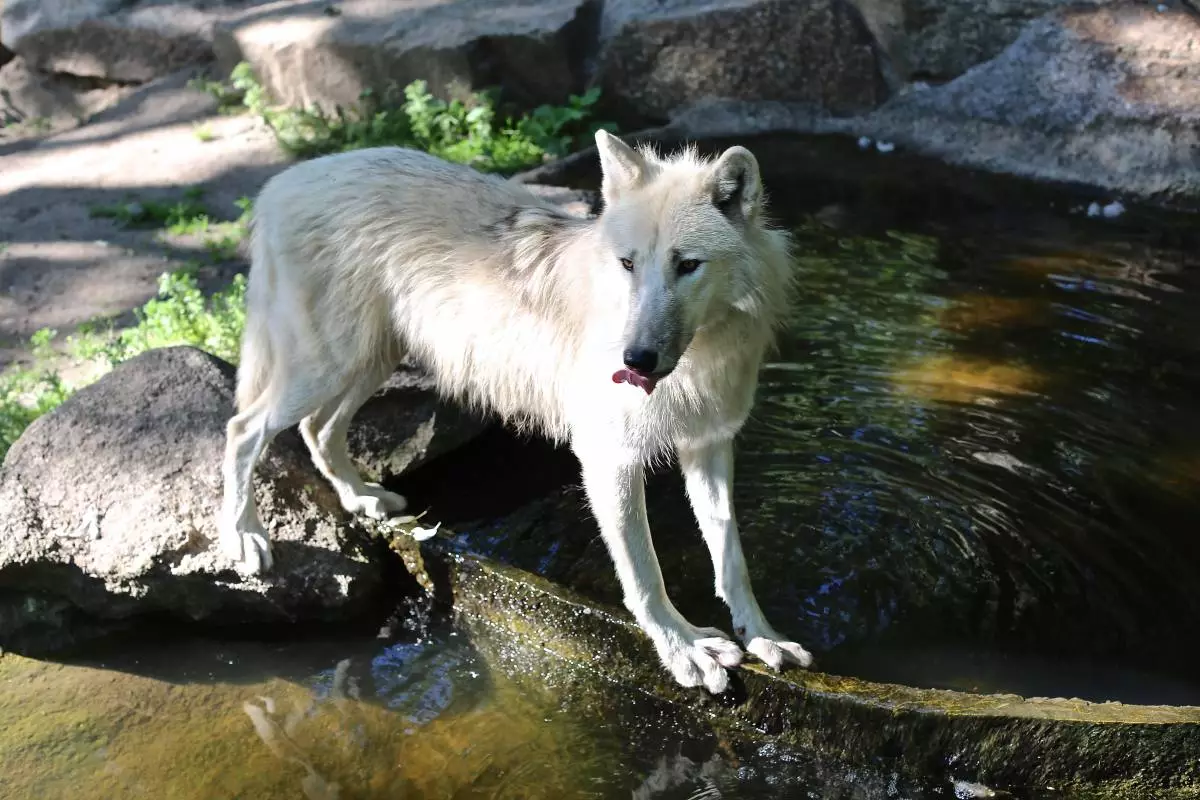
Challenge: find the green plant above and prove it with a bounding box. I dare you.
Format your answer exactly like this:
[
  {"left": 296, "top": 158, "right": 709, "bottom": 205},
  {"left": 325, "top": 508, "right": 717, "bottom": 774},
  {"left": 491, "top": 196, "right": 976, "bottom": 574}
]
[
  {"left": 89, "top": 190, "right": 253, "bottom": 261},
  {"left": 193, "top": 123, "right": 216, "bottom": 142},
  {"left": 201, "top": 196, "right": 254, "bottom": 261},
  {"left": 74, "top": 270, "right": 247, "bottom": 367},
  {"left": 90, "top": 187, "right": 210, "bottom": 231},
  {"left": 0, "top": 330, "right": 72, "bottom": 461},
  {"left": 0, "top": 270, "right": 248, "bottom": 461},
  {"left": 215, "top": 62, "right": 613, "bottom": 174}
]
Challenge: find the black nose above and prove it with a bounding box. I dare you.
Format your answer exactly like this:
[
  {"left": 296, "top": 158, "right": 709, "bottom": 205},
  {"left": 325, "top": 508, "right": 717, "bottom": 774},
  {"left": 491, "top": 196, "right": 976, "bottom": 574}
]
[{"left": 622, "top": 347, "right": 658, "bottom": 374}]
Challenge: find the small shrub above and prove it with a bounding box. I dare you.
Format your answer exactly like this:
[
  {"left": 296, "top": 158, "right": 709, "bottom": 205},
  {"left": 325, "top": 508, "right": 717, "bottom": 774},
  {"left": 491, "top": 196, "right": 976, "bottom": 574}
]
[
  {"left": 90, "top": 190, "right": 253, "bottom": 261},
  {"left": 90, "top": 186, "right": 210, "bottom": 232}
]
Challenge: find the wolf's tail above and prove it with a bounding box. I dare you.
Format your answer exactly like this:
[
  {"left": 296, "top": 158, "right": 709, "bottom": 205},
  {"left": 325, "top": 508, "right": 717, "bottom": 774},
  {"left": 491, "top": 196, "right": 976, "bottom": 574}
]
[{"left": 234, "top": 220, "right": 274, "bottom": 412}]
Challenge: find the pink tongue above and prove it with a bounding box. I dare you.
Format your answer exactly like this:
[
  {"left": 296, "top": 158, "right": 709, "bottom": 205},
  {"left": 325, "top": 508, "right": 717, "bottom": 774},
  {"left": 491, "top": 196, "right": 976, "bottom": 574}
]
[{"left": 612, "top": 369, "right": 659, "bottom": 395}]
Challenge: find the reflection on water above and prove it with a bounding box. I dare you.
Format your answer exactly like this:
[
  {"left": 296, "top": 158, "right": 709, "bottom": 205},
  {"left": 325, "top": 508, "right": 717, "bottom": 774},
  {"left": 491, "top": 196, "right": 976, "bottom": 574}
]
[
  {"left": 747, "top": 222, "right": 1200, "bottom": 693},
  {"left": 439, "top": 215, "right": 1200, "bottom": 704},
  {"left": 0, "top": 624, "right": 979, "bottom": 799}
]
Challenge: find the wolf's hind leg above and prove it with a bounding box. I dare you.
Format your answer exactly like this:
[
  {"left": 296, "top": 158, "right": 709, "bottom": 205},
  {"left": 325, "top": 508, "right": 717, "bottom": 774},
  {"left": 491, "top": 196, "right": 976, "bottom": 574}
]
[
  {"left": 678, "top": 437, "right": 814, "bottom": 672},
  {"left": 300, "top": 357, "right": 407, "bottom": 520},
  {"left": 221, "top": 370, "right": 338, "bottom": 574}
]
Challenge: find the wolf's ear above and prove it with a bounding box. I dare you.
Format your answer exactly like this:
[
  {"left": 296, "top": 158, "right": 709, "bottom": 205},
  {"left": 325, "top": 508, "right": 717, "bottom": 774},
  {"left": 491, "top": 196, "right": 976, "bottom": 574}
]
[
  {"left": 710, "top": 146, "right": 763, "bottom": 223},
  {"left": 596, "top": 129, "right": 644, "bottom": 206}
]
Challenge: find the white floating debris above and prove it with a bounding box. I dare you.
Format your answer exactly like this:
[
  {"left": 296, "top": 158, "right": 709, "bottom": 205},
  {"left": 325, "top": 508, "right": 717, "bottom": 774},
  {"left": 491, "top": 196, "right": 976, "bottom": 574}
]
[
  {"left": 953, "top": 780, "right": 997, "bottom": 799},
  {"left": 857, "top": 135, "right": 872, "bottom": 150},
  {"left": 1102, "top": 200, "right": 1125, "bottom": 218},
  {"left": 875, "top": 140, "right": 896, "bottom": 153},
  {"left": 410, "top": 521, "right": 441, "bottom": 541},
  {"left": 1086, "top": 202, "right": 1102, "bottom": 217}
]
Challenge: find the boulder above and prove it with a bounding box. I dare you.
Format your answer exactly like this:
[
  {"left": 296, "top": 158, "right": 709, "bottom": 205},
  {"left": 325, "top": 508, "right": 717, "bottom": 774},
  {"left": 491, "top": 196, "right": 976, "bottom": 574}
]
[
  {"left": 0, "top": 346, "right": 385, "bottom": 654},
  {"left": 857, "top": 0, "right": 1115, "bottom": 85},
  {"left": 595, "top": 0, "right": 885, "bottom": 124},
  {"left": 534, "top": 4, "right": 1200, "bottom": 209},
  {"left": 0, "top": 55, "right": 129, "bottom": 142},
  {"left": 1, "top": 0, "right": 222, "bottom": 83},
  {"left": 348, "top": 363, "right": 492, "bottom": 485},
  {"left": 212, "top": 0, "right": 597, "bottom": 112},
  {"left": 848, "top": 3, "right": 1200, "bottom": 205}
]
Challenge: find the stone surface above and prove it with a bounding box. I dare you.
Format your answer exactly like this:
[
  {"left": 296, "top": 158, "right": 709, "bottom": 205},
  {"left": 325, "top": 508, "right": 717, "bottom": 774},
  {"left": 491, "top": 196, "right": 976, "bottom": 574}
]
[
  {"left": 0, "top": 346, "right": 385, "bottom": 654},
  {"left": 526, "top": 3, "right": 1200, "bottom": 209},
  {"left": 0, "top": 55, "right": 131, "bottom": 143},
  {"left": 213, "top": 0, "right": 597, "bottom": 111},
  {"left": 348, "top": 364, "right": 492, "bottom": 485},
  {"left": 0, "top": 0, "right": 231, "bottom": 83},
  {"left": 439, "top": 548, "right": 1200, "bottom": 797},
  {"left": 596, "top": 0, "right": 885, "bottom": 123},
  {"left": 885, "top": 0, "right": 1114, "bottom": 84},
  {"left": 848, "top": 3, "right": 1200, "bottom": 205}
]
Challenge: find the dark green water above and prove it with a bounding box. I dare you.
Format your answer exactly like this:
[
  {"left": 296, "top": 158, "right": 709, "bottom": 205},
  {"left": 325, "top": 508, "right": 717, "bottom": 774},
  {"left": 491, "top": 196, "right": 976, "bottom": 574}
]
[
  {"left": 6, "top": 199, "right": 1200, "bottom": 798},
  {"left": 0, "top": 620, "right": 989, "bottom": 799},
  {"left": 398, "top": 207, "right": 1200, "bottom": 706}
]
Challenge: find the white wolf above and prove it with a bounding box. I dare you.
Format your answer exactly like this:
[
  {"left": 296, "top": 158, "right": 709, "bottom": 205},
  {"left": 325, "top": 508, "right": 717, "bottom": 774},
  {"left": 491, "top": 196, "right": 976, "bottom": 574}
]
[{"left": 220, "top": 130, "right": 812, "bottom": 693}]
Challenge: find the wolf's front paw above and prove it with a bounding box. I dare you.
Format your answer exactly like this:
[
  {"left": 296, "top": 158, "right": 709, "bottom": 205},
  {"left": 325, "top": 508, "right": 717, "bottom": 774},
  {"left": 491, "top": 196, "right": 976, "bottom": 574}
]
[
  {"left": 648, "top": 620, "right": 744, "bottom": 694},
  {"left": 738, "top": 622, "right": 813, "bottom": 671},
  {"left": 340, "top": 484, "right": 407, "bottom": 520},
  {"left": 220, "top": 525, "right": 274, "bottom": 575}
]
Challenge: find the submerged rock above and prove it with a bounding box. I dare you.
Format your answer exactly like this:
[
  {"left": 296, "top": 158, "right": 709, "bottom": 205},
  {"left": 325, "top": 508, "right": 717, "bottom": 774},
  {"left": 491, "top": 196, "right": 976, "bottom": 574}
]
[{"left": 0, "top": 346, "right": 385, "bottom": 654}]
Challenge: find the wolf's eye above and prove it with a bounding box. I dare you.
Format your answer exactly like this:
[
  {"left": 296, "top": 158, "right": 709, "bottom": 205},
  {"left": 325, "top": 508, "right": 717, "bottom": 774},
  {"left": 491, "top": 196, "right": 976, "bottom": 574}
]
[
  {"left": 619, "top": 257, "right": 634, "bottom": 271},
  {"left": 677, "top": 259, "right": 702, "bottom": 276}
]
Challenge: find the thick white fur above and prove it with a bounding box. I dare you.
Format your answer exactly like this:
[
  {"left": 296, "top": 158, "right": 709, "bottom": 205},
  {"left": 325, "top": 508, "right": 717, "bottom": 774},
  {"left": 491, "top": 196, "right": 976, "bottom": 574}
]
[{"left": 220, "top": 130, "right": 812, "bottom": 693}]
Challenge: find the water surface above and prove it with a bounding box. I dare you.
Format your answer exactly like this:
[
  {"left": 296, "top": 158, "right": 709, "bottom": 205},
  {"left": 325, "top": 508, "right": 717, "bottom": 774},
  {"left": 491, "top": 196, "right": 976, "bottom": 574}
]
[
  {"left": 0, "top": 620, "right": 979, "bottom": 799},
  {"left": 398, "top": 208, "right": 1200, "bottom": 705}
]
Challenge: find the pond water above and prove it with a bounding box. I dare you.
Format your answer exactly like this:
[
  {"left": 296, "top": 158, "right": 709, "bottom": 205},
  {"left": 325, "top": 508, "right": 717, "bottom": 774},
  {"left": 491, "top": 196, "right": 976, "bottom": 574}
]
[
  {"left": 6, "top": 182, "right": 1200, "bottom": 798},
  {"left": 0, "top": 620, "right": 986, "bottom": 799},
  {"left": 397, "top": 200, "right": 1200, "bottom": 707}
]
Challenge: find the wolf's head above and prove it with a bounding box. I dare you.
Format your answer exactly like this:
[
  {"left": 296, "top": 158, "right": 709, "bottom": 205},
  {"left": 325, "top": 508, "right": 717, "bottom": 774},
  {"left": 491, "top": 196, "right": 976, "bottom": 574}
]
[{"left": 592, "top": 129, "right": 775, "bottom": 395}]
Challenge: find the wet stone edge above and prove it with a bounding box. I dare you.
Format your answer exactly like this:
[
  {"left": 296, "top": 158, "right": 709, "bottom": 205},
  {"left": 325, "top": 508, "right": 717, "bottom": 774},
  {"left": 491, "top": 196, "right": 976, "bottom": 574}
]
[{"left": 391, "top": 535, "right": 1200, "bottom": 799}]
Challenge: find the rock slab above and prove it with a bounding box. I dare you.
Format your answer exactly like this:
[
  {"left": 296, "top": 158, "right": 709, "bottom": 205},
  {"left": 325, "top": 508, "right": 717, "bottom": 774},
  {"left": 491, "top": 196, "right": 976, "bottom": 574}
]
[
  {"left": 1, "top": 0, "right": 226, "bottom": 83},
  {"left": 0, "top": 346, "right": 383, "bottom": 653},
  {"left": 596, "top": 0, "right": 885, "bottom": 122},
  {"left": 213, "top": 0, "right": 597, "bottom": 112},
  {"left": 852, "top": 3, "right": 1200, "bottom": 204}
]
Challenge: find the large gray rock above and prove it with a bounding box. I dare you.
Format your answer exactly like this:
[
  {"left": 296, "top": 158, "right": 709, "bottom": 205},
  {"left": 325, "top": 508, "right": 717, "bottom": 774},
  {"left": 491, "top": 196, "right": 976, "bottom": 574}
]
[
  {"left": 595, "top": 0, "right": 885, "bottom": 123},
  {"left": 849, "top": 3, "right": 1200, "bottom": 204},
  {"left": 563, "top": 3, "right": 1199, "bottom": 208},
  {"left": 213, "top": 0, "right": 596, "bottom": 112},
  {"left": 0, "top": 0, "right": 229, "bottom": 83},
  {"left": 860, "top": 0, "right": 1115, "bottom": 85},
  {"left": 348, "top": 363, "right": 492, "bottom": 485},
  {"left": 0, "top": 55, "right": 130, "bottom": 141},
  {"left": 0, "top": 346, "right": 385, "bottom": 654}
]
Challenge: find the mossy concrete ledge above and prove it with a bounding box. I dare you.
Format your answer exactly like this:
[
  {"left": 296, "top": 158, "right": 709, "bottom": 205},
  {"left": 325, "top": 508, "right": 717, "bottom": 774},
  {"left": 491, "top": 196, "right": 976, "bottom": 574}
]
[{"left": 400, "top": 538, "right": 1200, "bottom": 798}]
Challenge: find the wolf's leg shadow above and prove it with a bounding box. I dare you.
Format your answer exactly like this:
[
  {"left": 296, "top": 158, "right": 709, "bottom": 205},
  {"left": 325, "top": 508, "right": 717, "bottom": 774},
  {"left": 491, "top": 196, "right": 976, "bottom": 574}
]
[
  {"left": 573, "top": 437, "right": 744, "bottom": 694},
  {"left": 677, "top": 438, "right": 814, "bottom": 672}
]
